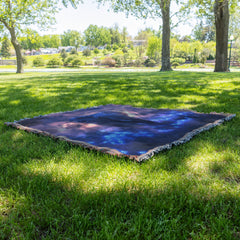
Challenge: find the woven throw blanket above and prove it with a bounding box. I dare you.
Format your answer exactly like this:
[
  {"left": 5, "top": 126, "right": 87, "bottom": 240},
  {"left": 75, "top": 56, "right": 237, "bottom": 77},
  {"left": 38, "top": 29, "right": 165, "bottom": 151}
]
[{"left": 5, "top": 104, "right": 235, "bottom": 162}]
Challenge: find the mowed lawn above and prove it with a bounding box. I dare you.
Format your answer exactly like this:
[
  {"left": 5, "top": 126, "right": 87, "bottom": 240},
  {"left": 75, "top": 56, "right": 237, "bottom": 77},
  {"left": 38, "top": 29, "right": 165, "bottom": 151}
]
[{"left": 0, "top": 71, "right": 239, "bottom": 239}]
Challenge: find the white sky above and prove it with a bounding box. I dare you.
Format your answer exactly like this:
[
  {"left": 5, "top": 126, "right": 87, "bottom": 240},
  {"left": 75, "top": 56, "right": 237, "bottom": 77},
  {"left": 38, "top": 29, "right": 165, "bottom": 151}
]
[{"left": 40, "top": 1, "right": 195, "bottom": 37}]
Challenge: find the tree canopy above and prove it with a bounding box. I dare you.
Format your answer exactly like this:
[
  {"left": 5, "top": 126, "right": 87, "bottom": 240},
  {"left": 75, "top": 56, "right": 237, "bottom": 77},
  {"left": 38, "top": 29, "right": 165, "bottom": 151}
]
[
  {"left": 84, "top": 25, "right": 111, "bottom": 47},
  {"left": 0, "top": 36, "right": 11, "bottom": 59},
  {"left": 96, "top": 0, "right": 184, "bottom": 71},
  {"left": 0, "top": 0, "right": 59, "bottom": 30},
  {"left": 187, "top": 0, "right": 239, "bottom": 71},
  {"left": 61, "top": 30, "right": 83, "bottom": 49},
  {"left": 0, "top": 0, "right": 82, "bottom": 73},
  {"left": 229, "top": 5, "right": 240, "bottom": 40}
]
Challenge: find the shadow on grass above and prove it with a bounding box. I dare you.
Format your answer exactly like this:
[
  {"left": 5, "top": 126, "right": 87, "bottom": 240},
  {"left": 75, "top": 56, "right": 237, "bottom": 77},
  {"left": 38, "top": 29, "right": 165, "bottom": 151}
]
[
  {"left": 0, "top": 130, "right": 240, "bottom": 239},
  {"left": 0, "top": 71, "right": 240, "bottom": 239},
  {"left": 1, "top": 72, "right": 238, "bottom": 117},
  {"left": 1, "top": 141, "right": 240, "bottom": 239}
]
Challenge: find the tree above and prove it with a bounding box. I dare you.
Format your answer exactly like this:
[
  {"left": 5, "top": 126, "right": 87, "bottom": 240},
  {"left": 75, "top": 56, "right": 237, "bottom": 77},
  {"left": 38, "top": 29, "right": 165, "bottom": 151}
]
[
  {"left": 180, "top": 35, "right": 193, "bottom": 42},
  {"left": 109, "top": 24, "right": 121, "bottom": 45},
  {"left": 214, "top": 0, "right": 229, "bottom": 71},
  {"left": 84, "top": 25, "right": 111, "bottom": 47},
  {"left": 159, "top": 0, "right": 172, "bottom": 71},
  {"left": 146, "top": 36, "right": 162, "bottom": 63},
  {"left": 193, "top": 21, "right": 215, "bottom": 42},
  {"left": 0, "top": 0, "right": 82, "bottom": 73},
  {"left": 188, "top": 0, "right": 239, "bottom": 72},
  {"left": 229, "top": 5, "right": 240, "bottom": 40},
  {"left": 121, "top": 27, "right": 129, "bottom": 44},
  {"left": 61, "top": 30, "right": 83, "bottom": 49},
  {"left": 20, "top": 29, "right": 42, "bottom": 51},
  {"left": 134, "top": 28, "right": 154, "bottom": 45},
  {"left": 40, "top": 34, "right": 61, "bottom": 48},
  {"left": 1, "top": 36, "right": 11, "bottom": 59},
  {"left": 96, "top": 0, "right": 177, "bottom": 71},
  {"left": 0, "top": 0, "right": 60, "bottom": 73},
  {"left": 60, "top": 49, "right": 68, "bottom": 60}
]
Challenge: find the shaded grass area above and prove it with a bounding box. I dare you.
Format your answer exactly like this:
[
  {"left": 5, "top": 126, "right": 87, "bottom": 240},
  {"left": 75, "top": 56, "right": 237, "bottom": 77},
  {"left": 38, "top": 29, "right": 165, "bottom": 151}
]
[{"left": 0, "top": 71, "right": 239, "bottom": 239}]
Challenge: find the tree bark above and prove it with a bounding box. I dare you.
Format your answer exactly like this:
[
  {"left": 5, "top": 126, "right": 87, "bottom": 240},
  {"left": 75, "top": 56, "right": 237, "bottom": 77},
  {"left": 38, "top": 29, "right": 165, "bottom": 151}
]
[
  {"left": 9, "top": 27, "right": 24, "bottom": 73},
  {"left": 214, "top": 0, "right": 229, "bottom": 72},
  {"left": 160, "top": 0, "right": 172, "bottom": 71}
]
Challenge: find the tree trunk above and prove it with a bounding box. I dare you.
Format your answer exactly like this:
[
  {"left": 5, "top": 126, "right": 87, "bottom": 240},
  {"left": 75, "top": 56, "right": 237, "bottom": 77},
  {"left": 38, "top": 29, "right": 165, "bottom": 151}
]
[
  {"left": 160, "top": 0, "right": 172, "bottom": 71},
  {"left": 9, "top": 27, "right": 24, "bottom": 73},
  {"left": 214, "top": 0, "right": 229, "bottom": 72}
]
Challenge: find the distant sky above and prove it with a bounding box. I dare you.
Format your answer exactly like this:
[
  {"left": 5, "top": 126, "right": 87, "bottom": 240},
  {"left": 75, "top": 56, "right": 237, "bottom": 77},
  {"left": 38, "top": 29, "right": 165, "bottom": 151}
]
[{"left": 40, "top": 1, "right": 195, "bottom": 37}]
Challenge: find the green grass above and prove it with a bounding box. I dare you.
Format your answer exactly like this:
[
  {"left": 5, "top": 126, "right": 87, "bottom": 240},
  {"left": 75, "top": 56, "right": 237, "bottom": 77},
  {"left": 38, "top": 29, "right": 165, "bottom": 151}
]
[
  {"left": 176, "top": 63, "right": 215, "bottom": 69},
  {"left": 0, "top": 65, "right": 17, "bottom": 69},
  {"left": 0, "top": 71, "right": 239, "bottom": 239}
]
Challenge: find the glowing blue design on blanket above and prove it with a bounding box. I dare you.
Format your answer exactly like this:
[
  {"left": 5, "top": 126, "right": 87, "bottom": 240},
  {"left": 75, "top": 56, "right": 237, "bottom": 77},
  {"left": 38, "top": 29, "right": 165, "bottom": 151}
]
[
  {"left": 68, "top": 109, "right": 194, "bottom": 155},
  {"left": 102, "top": 131, "right": 154, "bottom": 145}
]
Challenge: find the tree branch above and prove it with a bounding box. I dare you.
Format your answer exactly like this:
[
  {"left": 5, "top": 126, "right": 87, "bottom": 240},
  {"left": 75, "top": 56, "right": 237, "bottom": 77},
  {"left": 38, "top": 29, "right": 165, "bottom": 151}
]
[{"left": 0, "top": 18, "right": 11, "bottom": 30}]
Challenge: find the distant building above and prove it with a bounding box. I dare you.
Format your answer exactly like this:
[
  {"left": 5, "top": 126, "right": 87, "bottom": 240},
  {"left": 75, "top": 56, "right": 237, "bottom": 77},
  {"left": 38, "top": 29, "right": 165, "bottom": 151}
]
[
  {"left": 132, "top": 40, "right": 147, "bottom": 47},
  {"left": 24, "top": 50, "right": 41, "bottom": 55},
  {"left": 58, "top": 46, "right": 75, "bottom": 53},
  {"left": 39, "top": 48, "right": 58, "bottom": 54},
  {"left": 97, "top": 46, "right": 106, "bottom": 50},
  {"left": 78, "top": 45, "right": 89, "bottom": 52}
]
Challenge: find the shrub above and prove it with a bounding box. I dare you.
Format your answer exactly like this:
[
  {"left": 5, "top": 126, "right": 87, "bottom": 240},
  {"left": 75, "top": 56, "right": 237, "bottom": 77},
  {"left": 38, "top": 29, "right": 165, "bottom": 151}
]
[
  {"left": 94, "top": 48, "right": 99, "bottom": 54},
  {"left": 70, "top": 48, "right": 78, "bottom": 55},
  {"left": 33, "top": 56, "right": 45, "bottom": 67},
  {"left": 144, "top": 58, "right": 156, "bottom": 67},
  {"left": 47, "top": 57, "right": 62, "bottom": 68},
  {"left": 171, "top": 62, "right": 180, "bottom": 68},
  {"left": 193, "top": 49, "right": 199, "bottom": 63},
  {"left": 126, "top": 60, "right": 134, "bottom": 67},
  {"left": 173, "top": 50, "right": 187, "bottom": 59},
  {"left": 122, "top": 47, "right": 128, "bottom": 53},
  {"left": 120, "top": 43, "right": 126, "bottom": 48},
  {"left": 64, "top": 56, "right": 83, "bottom": 67},
  {"left": 170, "top": 58, "right": 185, "bottom": 65},
  {"left": 106, "top": 45, "right": 112, "bottom": 51},
  {"left": 114, "top": 49, "right": 124, "bottom": 55},
  {"left": 60, "top": 49, "right": 68, "bottom": 60},
  {"left": 193, "top": 55, "right": 199, "bottom": 63},
  {"left": 64, "top": 56, "right": 75, "bottom": 66},
  {"left": 94, "top": 58, "right": 101, "bottom": 66},
  {"left": 208, "top": 54, "right": 215, "bottom": 60},
  {"left": 147, "top": 36, "right": 161, "bottom": 62},
  {"left": 82, "top": 49, "right": 91, "bottom": 57},
  {"left": 123, "top": 53, "right": 130, "bottom": 67},
  {"left": 103, "top": 49, "right": 108, "bottom": 55},
  {"left": 22, "top": 56, "right": 28, "bottom": 65},
  {"left": 232, "top": 48, "right": 240, "bottom": 62},
  {"left": 112, "top": 55, "right": 123, "bottom": 67},
  {"left": 71, "top": 57, "right": 83, "bottom": 67},
  {"left": 129, "top": 43, "right": 134, "bottom": 50},
  {"left": 200, "top": 56, "right": 207, "bottom": 64},
  {"left": 133, "top": 58, "right": 143, "bottom": 67},
  {"left": 102, "top": 57, "right": 116, "bottom": 67},
  {"left": 112, "top": 44, "right": 119, "bottom": 51}
]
